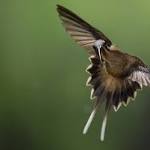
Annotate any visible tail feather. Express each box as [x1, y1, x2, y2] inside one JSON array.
[[113, 90, 121, 108], [83, 107, 97, 134], [83, 100, 101, 134], [126, 81, 134, 98], [121, 82, 127, 99], [100, 112, 108, 141], [84, 55, 141, 141], [100, 97, 111, 141], [94, 85, 105, 98]]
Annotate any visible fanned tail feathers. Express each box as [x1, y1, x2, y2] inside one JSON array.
[[83, 55, 141, 141], [86, 55, 141, 110]]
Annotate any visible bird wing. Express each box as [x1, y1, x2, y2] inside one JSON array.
[[57, 5, 112, 56], [128, 66, 150, 88]]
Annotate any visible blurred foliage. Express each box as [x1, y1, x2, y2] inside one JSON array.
[[1, 0, 150, 150]]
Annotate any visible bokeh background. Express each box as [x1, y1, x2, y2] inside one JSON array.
[[1, 0, 150, 150]]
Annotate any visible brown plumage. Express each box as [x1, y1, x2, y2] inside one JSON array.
[[56, 5, 150, 141]]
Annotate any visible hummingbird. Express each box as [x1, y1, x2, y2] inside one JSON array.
[[56, 4, 150, 141]]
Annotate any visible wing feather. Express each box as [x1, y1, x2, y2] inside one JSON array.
[[57, 5, 112, 55], [128, 66, 150, 88]]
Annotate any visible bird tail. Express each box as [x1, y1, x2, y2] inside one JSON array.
[[83, 55, 141, 141], [82, 101, 99, 135], [82, 96, 111, 142]]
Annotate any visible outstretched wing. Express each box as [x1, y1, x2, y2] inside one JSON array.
[[57, 5, 112, 55], [128, 66, 150, 88]]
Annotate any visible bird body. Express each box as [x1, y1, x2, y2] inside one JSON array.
[[101, 49, 145, 78], [56, 5, 150, 141], [87, 49, 142, 106]]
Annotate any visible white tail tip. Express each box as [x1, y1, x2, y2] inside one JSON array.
[[100, 114, 108, 141], [83, 108, 97, 134]]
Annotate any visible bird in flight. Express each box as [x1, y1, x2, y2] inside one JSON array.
[[56, 4, 150, 141]]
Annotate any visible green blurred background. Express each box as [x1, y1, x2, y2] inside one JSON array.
[[1, 0, 150, 150]]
